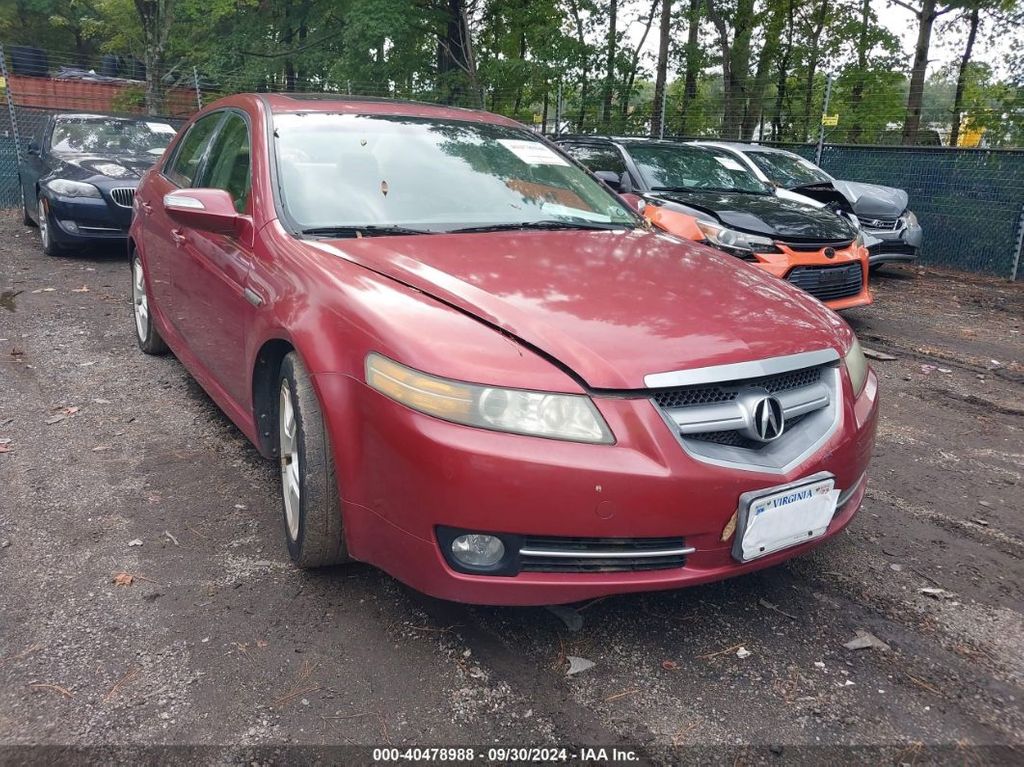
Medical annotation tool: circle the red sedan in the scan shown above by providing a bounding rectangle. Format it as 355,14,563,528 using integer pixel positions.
129,94,878,606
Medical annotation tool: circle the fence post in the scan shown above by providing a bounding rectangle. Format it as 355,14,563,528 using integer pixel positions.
1012,203,1024,281
815,72,833,167
193,66,202,110
554,81,562,136
0,43,21,160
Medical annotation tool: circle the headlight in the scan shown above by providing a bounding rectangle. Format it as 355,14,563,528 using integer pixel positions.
903,210,918,227
695,220,779,257
844,337,869,396
47,179,101,198
365,354,614,444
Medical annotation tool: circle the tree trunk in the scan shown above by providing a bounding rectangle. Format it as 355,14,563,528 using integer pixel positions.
740,1,784,139
799,0,830,142
903,0,938,145
437,0,482,107
568,0,591,129
651,0,673,137
707,0,754,139
848,0,872,143
678,0,702,136
772,0,794,140
621,0,659,119
949,6,979,147
602,0,619,129
134,0,177,115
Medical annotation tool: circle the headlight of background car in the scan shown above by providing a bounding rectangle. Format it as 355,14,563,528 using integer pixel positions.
844,337,869,396
902,210,918,227
365,354,613,444
695,220,779,258
47,179,102,198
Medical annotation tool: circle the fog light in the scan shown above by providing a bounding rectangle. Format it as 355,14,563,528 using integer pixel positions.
58,219,79,233
451,534,505,567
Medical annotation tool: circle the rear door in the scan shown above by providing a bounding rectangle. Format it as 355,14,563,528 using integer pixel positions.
137,111,224,332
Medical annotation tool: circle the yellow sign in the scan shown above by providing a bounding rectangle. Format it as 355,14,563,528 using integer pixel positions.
0,76,6,91
821,114,839,127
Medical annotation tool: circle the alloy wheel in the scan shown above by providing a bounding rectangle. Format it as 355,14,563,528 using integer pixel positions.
38,199,49,249
279,380,301,541
132,259,149,342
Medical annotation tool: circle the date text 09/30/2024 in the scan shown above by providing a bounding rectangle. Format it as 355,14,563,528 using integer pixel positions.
373,747,640,762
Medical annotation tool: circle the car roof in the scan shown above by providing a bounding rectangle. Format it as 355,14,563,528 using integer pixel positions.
250,93,522,128
556,134,720,151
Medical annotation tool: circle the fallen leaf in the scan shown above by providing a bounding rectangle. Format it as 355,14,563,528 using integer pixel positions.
92,445,113,452
736,646,752,659
112,572,135,587
661,660,678,670
566,656,595,676
127,539,143,547
0,445,11,454
843,629,891,652
44,414,66,425
71,285,90,293
861,347,897,361
65,406,80,415
920,587,956,600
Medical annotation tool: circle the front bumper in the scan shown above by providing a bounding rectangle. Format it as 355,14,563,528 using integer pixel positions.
315,367,879,605
753,244,872,311
44,191,132,245
865,216,923,265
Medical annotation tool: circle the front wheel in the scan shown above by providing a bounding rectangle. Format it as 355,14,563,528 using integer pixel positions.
131,253,168,355
278,352,349,568
37,197,62,256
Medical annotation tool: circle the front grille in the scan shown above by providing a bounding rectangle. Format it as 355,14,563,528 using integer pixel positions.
786,263,864,302
653,366,821,410
869,242,917,256
519,536,690,573
691,413,807,448
862,217,901,231
110,187,135,208
782,239,853,252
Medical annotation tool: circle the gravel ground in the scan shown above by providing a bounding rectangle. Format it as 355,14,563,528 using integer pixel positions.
1,210,1022,763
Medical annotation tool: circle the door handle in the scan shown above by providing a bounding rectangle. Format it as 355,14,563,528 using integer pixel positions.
170,229,187,247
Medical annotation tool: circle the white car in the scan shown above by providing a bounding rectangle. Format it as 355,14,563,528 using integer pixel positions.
692,142,923,270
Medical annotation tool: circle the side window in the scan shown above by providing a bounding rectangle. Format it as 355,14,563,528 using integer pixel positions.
165,113,222,187
196,113,251,213
562,143,627,176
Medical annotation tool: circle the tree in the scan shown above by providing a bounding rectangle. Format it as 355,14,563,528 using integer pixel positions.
651,0,673,137
133,0,176,114
677,0,703,135
705,0,756,139
601,0,619,128
894,0,959,144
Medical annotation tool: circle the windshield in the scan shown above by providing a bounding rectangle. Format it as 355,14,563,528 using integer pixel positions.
50,118,177,156
628,144,768,194
273,113,636,232
746,150,832,188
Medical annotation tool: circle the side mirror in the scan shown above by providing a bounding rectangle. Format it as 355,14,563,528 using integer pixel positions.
27,140,41,156
619,193,645,213
163,188,244,235
593,170,622,192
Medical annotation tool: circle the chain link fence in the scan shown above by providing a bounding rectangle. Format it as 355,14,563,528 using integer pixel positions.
2,43,1022,279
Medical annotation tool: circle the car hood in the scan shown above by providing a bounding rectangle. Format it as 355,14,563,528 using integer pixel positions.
649,189,855,242
52,153,160,182
794,180,909,218
311,229,851,390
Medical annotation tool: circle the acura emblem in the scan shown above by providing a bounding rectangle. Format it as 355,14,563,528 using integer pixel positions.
752,396,785,441
824,246,836,259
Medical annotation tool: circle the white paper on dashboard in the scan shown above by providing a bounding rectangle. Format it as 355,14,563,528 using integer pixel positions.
715,156,745,172
146,122,178,135
498,139,569,166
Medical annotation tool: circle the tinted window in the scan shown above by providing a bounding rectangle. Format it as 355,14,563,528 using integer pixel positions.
628,144,769,194
745,151,832,188
561,143,627,176
49,117,176,156
197,113,251,212
274,113,636,231
166,113,222,187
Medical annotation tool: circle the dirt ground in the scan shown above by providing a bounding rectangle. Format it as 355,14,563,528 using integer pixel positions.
1,209,1022,763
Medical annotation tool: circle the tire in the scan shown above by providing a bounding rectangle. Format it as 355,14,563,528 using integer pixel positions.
37,197,63,256
869,264,885,275
21,184,35,227
130,252,169,355
277,352,349,568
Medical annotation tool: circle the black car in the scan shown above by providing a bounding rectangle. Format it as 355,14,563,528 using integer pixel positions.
20,113,179,255
555,136,871,309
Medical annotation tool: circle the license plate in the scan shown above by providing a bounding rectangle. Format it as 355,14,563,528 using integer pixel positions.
732,472,840,562
818,269,849,285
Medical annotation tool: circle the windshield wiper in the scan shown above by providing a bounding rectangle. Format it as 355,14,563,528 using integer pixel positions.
300,225,435,238
448,219,632,234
